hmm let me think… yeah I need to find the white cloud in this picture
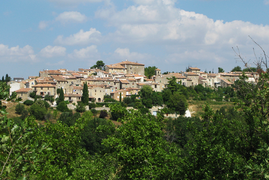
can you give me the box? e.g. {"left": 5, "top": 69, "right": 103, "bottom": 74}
{"left": 97, "top": 3, "right": 269, "bottom": 47}
{"left": 113, "top": 48, "right": 152, "bottom": 63}
{"left": 39, "top": 46, "right": 66, "bottom": 58}
{"left": 49, "top": 0, "right": 107, "bottom": 6}
{"left": 55, "top": 11, "right": 87, "bottom": 24}
{"left": 54, "top": 28, "right": 102, "bottom": 45}
{"left": 39, "top": 21, "right": 49, "bottom": 29}
{"left": 264, "top": 0, "right": 269, "bottom": 5}
{"left": 0, "top": 44, "right": 36, "bottom": 62}
{"left": 133, "top": 0, "right": 176, "bottom": 6}
{"left": 68, "top": 45, "right": 99, "bottom": 59}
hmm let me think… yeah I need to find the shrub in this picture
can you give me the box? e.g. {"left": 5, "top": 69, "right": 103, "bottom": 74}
{"left": 29, "top": 91, "right": 36, "bottom": 98}
{"left": 45, "top": 112, "right": 53, "bottom": 121}
{"left": 44, "top": 94, "right": 54, "bottom": 103}
{"left": 29, "top": 103, "right": 47, "bottom": 120}
{"left": 16, "top": 97, "right": 22, "bottom": 102}
{"left": 15, "top": 103, "right": 25, "bottom": 114}
{"left": 76, "top": 103, "right": 85, "bottom": 113}
{"left": 23, "top": 100, "right": 34, "bottom": 106}
{"left": 20, "top": 109, "right": 28, "bottom": 120}
{"left": 123, "top": 97, "right": 132, "bottom": 105}
{"left": 43, "top": 100, "right": 50, "bottom": 109}
{"left": 99, "top": 110, "right": 108, "bottom": 118}
{"left": 58, "top": 112, "right": 81, "bottom": 127}
{"left": 57, "top": 101, "right": 69, "bottom": 112}
{"left": 91, "top": 108, "right": 98, "bottom": 116}
{"left": 88, "top": 103, "right": 96, "bottom": 109}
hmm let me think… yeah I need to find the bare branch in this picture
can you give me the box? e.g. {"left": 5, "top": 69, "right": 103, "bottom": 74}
{"left": 249, "top": 35, "right": 268, "bottom": 69}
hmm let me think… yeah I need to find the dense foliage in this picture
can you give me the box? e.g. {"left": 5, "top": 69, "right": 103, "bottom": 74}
{"left": 2, "top": 72, "right": 269, "bottom": 179}
{"left": 144, "top": 66, "right": 157, "bottom": 79}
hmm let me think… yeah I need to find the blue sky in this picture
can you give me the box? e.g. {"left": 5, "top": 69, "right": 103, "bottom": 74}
{"left": 1, "top": 0, "right": 269, "bottom": 78}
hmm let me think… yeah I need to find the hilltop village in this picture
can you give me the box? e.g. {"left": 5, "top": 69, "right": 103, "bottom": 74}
{"left": 9, "top": 60, "right": 258, "bottom": 106}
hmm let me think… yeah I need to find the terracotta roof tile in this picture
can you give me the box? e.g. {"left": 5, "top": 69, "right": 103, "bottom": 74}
{"left": 15, "top": 88, "right": 32, "bottom": 93}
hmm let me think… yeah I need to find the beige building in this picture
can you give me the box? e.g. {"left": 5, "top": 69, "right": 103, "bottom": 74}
{"left": 32, "top": 84, "right": 56, "bottom": 97}
{"left": 189, "top": 67, "right": 200, "bottom": 74}
{"left": 64, "top": 94, "right": 82, "bottom": 104}
{"left": 88, "top": 85, "right": 112, "bottom": 102}
{"left": 183, "top": 72, "right": 199, "bottom": 86}
{"left": 15, "top": 88, "right": 33, "bottom": 101}
{"left": 105, "top": 60, "right": 145, "bottom": 75}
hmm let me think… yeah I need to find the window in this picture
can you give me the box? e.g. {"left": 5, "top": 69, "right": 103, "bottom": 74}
{"left": 41, "top": 87, "right": 43, "bottom": 90}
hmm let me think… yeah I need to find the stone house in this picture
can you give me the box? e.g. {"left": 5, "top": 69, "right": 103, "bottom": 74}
{"left": 188, "top": 67, "right": 200, "bottom": 74}
{"left": 32, "top": 84, "right": 56, "bottom": 97}
{"left": 64, "top": 94, "right": 82, "bottom": 104}
{"left": 88, "top": 85, "right": 112, "bottom": 102}
{"left": 39, "top": 70, "right": 62, "bottom": 77}
{"left": 110, "top": 89, "right": 130, "bottom": 101}
{"left": 218, "top": 77, "right": 233, "bottom": 87}
{"left": 105, "top": 60, "right": 145, "bottom": 75}
{"left": 15, "top": 88, "right": 33, "bottom": 101}
{"left": 183, "top": 72, "right": 199, "bottom": 86}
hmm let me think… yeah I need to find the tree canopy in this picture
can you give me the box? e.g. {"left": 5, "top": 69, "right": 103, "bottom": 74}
{"left": 231, "top": 66, "right": 242, "bottom": 72}
{"left": 144, "top": 66, "right": 157, "bottom": 79}
{"left": 218, "top": 67, "right": 225, "bottom": 73}
{"left": 91, "top": 60, "right": 105, "bottom": 70}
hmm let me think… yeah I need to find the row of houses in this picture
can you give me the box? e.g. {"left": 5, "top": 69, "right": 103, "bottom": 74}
{"left": 10, "top": 60, "right": 259, "bottom": 105}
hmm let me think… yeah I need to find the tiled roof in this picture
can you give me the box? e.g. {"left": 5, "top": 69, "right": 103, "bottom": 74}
{"left": 189, "top": 67, "right": 200, "bottom": 70}
{"left": 120, "top": 80, "right": 129, "bottom": 84}
{"left": 64, "top": 93, "right": 82, "bottom": 97}
{"left": 106, "top": 64, "right": 125, "bottom": 69}
{"left": 184, "top": 72, "right": 199, "bottom": 76}
{"left": 118, "top": 60, "right": 144, "bottom": 66}
{"left": 32, "top": 84, "right": 56, "bottom": 88}
{"left": 169, "top": 73, "right": 186, "bottom": 79}
{"left": 218, "top": 77, "right": 233, "bottom": 85}
{"left": 28, "top": 76, "right": 38, "bottom": 79}
{"left": 35, "top": 77, "right": 54, "bottom": 84}
{"left": 15, "top": 88, "right": 32, "bottom": 93}
{"left": 207, "top": 73, "right": 217, "bottom": 77}
{"left": 51, "top": 75, "right": 67, "bottom": 82}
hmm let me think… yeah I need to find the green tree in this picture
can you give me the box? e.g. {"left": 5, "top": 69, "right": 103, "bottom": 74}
{"left": 57, "top": 101, "right": 69, "bottom": 112}
{"left": 81, "top": 83, "right": 89, "bottom": 105}
{"left": 166, "top": 92, "right": 188, "bottom": 115}
{"left": 218, "top": 67, "right": 225, "bottom": 73}
{"left": 243, "top": 67, "right": 257, "bottom": 72}
{"left": 0, "top": 116, "right": 88, "bottom": 179}
{"left": 81, "top": 117, "right": 115, "bottom": 154}
{"left": 103, "top": 110, "right": 182, "bottom": 179}
{"left": 231, "top": 66, "right": 242, "bottom": 72}
{"left": 58, "top": 112, "right": 81, "bottom": 127}
{"left": 15, "top": 103, "right": 25, "bottom": 114}
{"left": 57, "top": 88, "right": 64, "bottom": 105}
{"left": 144, "top": 66, "right": 157, "bottom": 79}
{"left": 91, "top": 60, "right": 105, "bottom": 70}
{"left": 29, "top": 100, "right": 49, "bottom": 120}
{"left": 139, "top": 85, "right": 153, "bottom": 108}
{"left": 109, "top": 103, "right": 128, "bottom": 121}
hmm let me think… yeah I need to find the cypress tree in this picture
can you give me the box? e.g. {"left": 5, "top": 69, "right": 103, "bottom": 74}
{"left": 58, "top": 88, "right": 64, "bottom": 105}
{"left": 82, "top": 83, "right": 89, "bottom": 105}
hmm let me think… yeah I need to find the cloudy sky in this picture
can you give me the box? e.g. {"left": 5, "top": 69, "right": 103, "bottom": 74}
{"left": 1, "top": 0, "right": 269, "bottom": 78}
